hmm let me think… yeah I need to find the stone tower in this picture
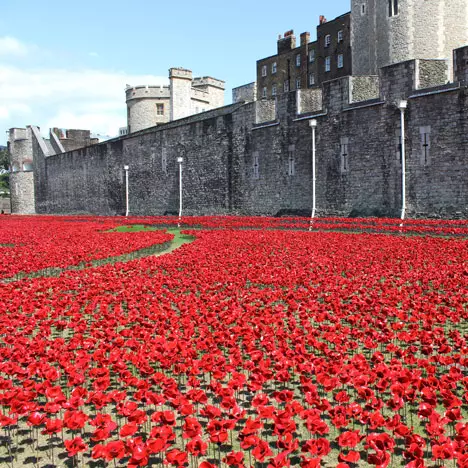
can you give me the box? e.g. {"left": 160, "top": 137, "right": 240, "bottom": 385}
{"left": 351, "top": 0, "right": 468, "bottom": 79}
{"left": 125, "top": 85, "right": 171, "bottom": 133}
{"left": 8, "top": 127, "right": 35, "bottom": 214}
{"left": 126, "top": 68, "right": 225, "bottom": 133}
{"left": 169, "top": 68, "right": 193, "bottom": 121}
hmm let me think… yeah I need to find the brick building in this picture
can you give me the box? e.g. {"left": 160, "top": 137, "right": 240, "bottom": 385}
{"left": 256, "top": 13, "right": 352, "bottom": 100}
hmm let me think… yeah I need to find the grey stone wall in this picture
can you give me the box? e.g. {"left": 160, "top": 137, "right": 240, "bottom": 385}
{"left": 32, "top": 56, "right": 468, "bottom": 219}
{"left": 352, "top": 0, "right": 468, "bottom": 79}
{"left": 417, "top": 60, "right": 448, "bottom": 89}
{"left": 10, "top": 172, "right": 35, "bottom": 214}
{"left": 297, "top": 89, "right": 323, "bottom": 114}
{"left": 232, "top": 83, "right": 257, "bottom": 103}
{"left": 349, "top": 76, "right": 379, "bottom": 102}
{"left": 255, "top": 100, "right": 277, "bottom": 124}
{"left": 454, "top": 46, "right": 468, "bottom": 84}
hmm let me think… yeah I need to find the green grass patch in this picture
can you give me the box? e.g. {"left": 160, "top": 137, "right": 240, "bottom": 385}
{"left": 2, "top": 228, "right": 195, "bottom": 284}
{"left": 109, "top": 224, "right": 159, "bottom": 233}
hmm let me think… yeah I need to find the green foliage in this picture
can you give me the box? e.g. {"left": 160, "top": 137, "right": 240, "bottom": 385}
{"left": 0, "top": 148, "right": 9, "bottom": 172}
{"left": 0, "top": 172, "right": 9, "bottom": 196}
{"left": 0, "top": 149, "right": 11, "bottom": 195}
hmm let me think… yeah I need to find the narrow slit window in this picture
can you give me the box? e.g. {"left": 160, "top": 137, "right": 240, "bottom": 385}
{"left": 288, "top": 145, "right": 295, "bottom": 176}
{"left": 340, "top": 137, "right": 349, "bottom": 173}
{"left": 395, "top": 128, "right": 402, "bottom": 164}
{"left": 253, "top": 152, "right": 260, "bottom": 179}
{"left": 162, "top": 151, "right": 167, "bottom": 174}
{"left": 420, "top": 126, "right": 431, "bottom": 166}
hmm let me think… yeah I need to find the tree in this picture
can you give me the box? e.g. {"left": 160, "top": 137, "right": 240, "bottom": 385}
{"left": 0, "top": 148, "right": 10, "bottom": 172}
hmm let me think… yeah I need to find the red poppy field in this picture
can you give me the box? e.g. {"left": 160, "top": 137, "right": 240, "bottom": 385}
{"left": 0, "top": 215, "right": 467, "bottom": 468}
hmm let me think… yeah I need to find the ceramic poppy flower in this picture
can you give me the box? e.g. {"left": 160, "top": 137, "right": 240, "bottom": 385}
{"left": 64, "top": 437, "right": 88, "bottom": 457}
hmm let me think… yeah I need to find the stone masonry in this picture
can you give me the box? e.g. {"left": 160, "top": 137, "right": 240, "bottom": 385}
{"left": 9, "top": 1, "right": 468, "bottom": 219}
{"left": 351, "top": 0, "right": 468, "bottom": 80}
{"left": 23, "top": 46, "right": 468, "bottom": 219}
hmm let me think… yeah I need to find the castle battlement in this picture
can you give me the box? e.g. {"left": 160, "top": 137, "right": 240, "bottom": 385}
{"left": 169, "top": 68, "right": 193, "bottom": 80}
{"left": 125, "top": 85, "right": 171, "bottom": 101}
{"left": 192, "top": 77, "right": 225, "bottom": 90}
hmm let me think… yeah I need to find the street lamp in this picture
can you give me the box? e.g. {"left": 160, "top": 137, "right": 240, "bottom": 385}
{"left": 124, "top": 165, "right": 129, "bottom": 217}
{"left": 177, "top": 157, "right": 183, "bottom": 225}
{"left": 309, "top": 119, "right": 317, "bottom": 229}
{"left": 398, "top": 100, "right": 407, "bottom": 222}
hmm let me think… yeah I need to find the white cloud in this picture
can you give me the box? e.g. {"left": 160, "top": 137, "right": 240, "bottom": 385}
{"left": 0, "top": 39, "right": 168, "bottom": 142}
{"left": 88, "top": 52, "right": 99, "bottom": 57}
{"left": 0, "top": 36, "right": 29, "bottom": 57}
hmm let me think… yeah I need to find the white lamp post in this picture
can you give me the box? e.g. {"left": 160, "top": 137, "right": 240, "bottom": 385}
{"left": 309, "top": 119, "right": 317, "bottom": 229}
{"left": 177, "top": 157, "right": 183, "bottom": 225}
{"left": 124, "top": 165, "right": 129, "bottom": 217}
{"left": 398, "top": 100, "right": 407, "bottom": 221}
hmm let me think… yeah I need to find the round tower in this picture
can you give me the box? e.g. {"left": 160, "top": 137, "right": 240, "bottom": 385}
{"left": 125, "top": 85, "right": 171, "bottom": 133}
{"left": 351, "top": 0, "right": 468, "bottom": 79}
{"left": 8, "top": 127, "right": 36, "bottom": 214}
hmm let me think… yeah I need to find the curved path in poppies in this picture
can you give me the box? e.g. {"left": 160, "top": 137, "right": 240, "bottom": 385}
{"left": 2, "top": 227, "right": 194, "bottom": 284}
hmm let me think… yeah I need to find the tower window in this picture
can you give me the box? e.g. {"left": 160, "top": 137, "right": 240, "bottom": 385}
{"left": 309, "top": 74, "right": 315, "bottom": 86}
{"left": 272, "top": 62, "right": 277, "bottom": 74}
{"left": 337, "top": 54, "right": 344, "bottom": 69}
{"left": 389, "top": 0, "right": 398, "bottom": 16}
{"left": 156, "top": 103, "right": 164, "bottom": 115}
{"left": 296, "top": 54, "right": 301, "bottom": 67}
{"left": 361, "top": 3, "right": 366, "bottom": 15}
{"left": 272, "top": 85, "right": 277, "bottom": 96}
{"left": 262, "top": 87, "right": 267, "bottom": 98}
{"left": 325, "top": 56, "right": 331, "bottom": 72}
{"left": 296, "top": 78, "right": 301, "bottom": 89}
{"left": 23, "top": 161, "right": 33, "bottom": 172}
{"left": 325, "top": 35, "right": 331, "bottom": 47}
{"left": 309, "top": 49, "right": 315, "bottom": 63}
{"left": 262, "top": 65, "right": 267, "bottom": 77}
{"left": 337, "top": 30, "right": 343, "bottom": 42}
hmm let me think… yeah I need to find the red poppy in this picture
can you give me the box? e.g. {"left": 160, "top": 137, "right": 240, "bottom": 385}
{"left": 337, "top": 430, "right": 361, "bottom": 448}
{"left": 64, "top": 437, "right": 88, "bottom": 457}
{"left": 252, "top": 438, "right": 273, "bottom": 462}
{"left": 186, "top": 437, "right": 207, "bottom": 456}
{"left": 223, "top": 451, "right": 245, "bottom": 467}
{"left": 166, "top": 448, "right": 188, "bottom": 467}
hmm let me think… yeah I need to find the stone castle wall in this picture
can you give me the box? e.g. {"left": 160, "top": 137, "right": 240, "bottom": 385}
{"left": 10, "top": 172, "right": 35, "bottom": 214}
{"left": 32, "top": 47, "right": 468, "bottom": 219}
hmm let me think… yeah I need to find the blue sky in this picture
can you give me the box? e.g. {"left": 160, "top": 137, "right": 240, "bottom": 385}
{"left": 0, "top": 0, "right": 350, "bottom": 144}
